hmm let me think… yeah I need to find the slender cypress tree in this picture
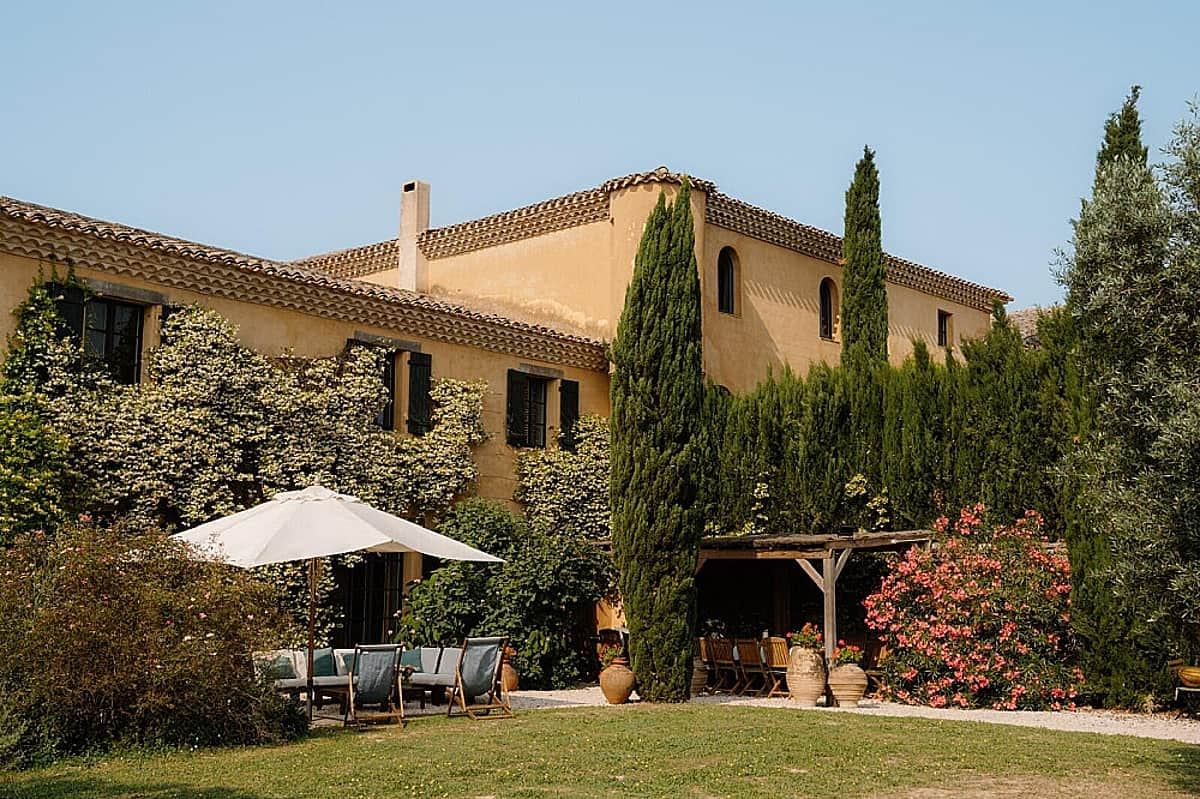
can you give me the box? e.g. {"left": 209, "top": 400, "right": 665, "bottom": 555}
{"left": 1095, "top": 86, "right": 1149, "bottom": 183}
{"left": 610, "top": 181, "right": 704, "bottom": 701}
{"left": 840, "top": 147, "right": 889, "bottom": 368}
{"left": 840, "top": 147, "right": 888, "bottom": 484}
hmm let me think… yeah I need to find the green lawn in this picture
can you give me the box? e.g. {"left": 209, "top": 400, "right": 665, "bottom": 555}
{"left": 3, "top": 704, "right": 1198, "bottom": 798}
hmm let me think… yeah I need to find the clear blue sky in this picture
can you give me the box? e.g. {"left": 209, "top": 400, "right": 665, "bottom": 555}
{"left": 4, "top": 2, "right": 1197, "bottom": 307}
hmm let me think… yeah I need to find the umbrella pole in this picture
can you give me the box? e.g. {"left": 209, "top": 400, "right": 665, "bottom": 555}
{"left": 307, "top": 557, "right": 317, "bottom": 720}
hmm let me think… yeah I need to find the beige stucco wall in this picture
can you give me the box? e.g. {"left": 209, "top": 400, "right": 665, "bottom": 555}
{"left": 0, "top": 251, "right": 610, "bottom": 506}
{"left": 422, "top": 183, "right": 994, "bottom": 395}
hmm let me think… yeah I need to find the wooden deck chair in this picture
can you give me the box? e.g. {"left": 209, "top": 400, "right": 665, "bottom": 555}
{"left": 762, "top": 637, "right": 790, "bottom": 698}
{"left": 343, "top": 644, "right": 404, "bottom": 727}
{"left": 708, "top": 637, "right": 740, "bottom": 693}
{"left": 697, "top": 637, "right": 716, "bottom": 695}
{"left": 734, "top": 639, "right": 769, "bottom": 696}
{"left": 447, "top": 636, "right": 514, "bottom": 720}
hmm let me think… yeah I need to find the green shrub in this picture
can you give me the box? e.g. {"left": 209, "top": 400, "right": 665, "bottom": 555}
{"left": 0, "top": 522, "right": 305, "bottom": 767}
{"left": 399, "top": 499, "right": 614, "bottom": 688}
{"left": 515, "top": 414, "right": 609, "bottom": 539}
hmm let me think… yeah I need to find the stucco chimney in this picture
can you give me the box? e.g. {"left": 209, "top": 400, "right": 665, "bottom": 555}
{"left": 398, "top": 180, "right": 430, "bottom": 292}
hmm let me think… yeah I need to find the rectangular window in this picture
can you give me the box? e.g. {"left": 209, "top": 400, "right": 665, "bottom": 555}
{"left": 83, "top": 297, "right": 144, "bottom": 384}
{"left": 506, "top": 369, "right": 548, "bottom": 448}
{"left": 377, "top": 351, "right": 397, "bottom": 430}
{"left": 406, "top": 352, "right": 432, "bottom": 436}
{"left": 559, "top": 379, "right": 580, "bottom": 452}
{"left": 937, "top": 310, "right": 953, "bottom": 348}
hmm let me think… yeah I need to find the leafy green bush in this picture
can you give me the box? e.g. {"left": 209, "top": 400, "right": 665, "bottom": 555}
{"left": 399, "top": 499, "right": 614, "bottom": 688}
{"left": 0, "top": 522, "right": 305, "bottom": 767}
{"left": 0, "top": 396, "right": 68, "bottom": 545}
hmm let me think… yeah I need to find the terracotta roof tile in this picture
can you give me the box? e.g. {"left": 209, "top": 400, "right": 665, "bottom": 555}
{"left": 0, "top": 196, "right": 609, "bottom": 371}
{"left": 292, "top": 167, "right": 1010, "bottom": 312}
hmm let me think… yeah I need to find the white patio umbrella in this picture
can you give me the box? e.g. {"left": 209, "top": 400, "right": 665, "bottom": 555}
{"left": 172, "top": 485, "right": 503, "bottom": 715}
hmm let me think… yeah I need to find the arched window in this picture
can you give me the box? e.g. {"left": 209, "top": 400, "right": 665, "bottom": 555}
{"left": 718, "top": 247, "right": 737, "bottom": 315}
{"left": 819, "top": 278, "right": 837, "bottom": 340}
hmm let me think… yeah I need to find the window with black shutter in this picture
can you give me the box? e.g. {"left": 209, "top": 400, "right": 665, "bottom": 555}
{"left": 559, "top": 379, "right": 579, "bottom": 451}
{"left": 377, "top": 351, "right": 397, "bottom": 430}
{"left": 159, "top": 304, "right": 185, "bottom": 336}
{"left": 48, "top": 282, "right": 85, "bottom": 339}
{"left": 84, "top": 297, "right": 144, "bottom": 384}
{"left": 506, "top": 369, "right": 548, "bottom": 448}
{"left": 407, "top": 352, "right": 432, "bottom": 436}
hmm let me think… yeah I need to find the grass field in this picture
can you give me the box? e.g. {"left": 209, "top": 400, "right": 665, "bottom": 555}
{"left": 3, "top": 704, "right": 1198, "bottom": 798}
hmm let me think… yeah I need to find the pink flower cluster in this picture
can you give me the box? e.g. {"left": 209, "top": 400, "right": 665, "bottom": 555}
{"left": 864, "top": 507, "right": 1083, "bottom": 711}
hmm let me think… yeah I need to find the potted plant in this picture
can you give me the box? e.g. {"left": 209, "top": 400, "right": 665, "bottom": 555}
{"left": 827, "top": 641, "right": 867, "bottom": 706}
{"left": 501, "top": 644, "right": 519, "bottom": 693}
{"left": 598, "top": 642, "right": 634, "bottom": 704}
{"left": 784, "top": 623, "right": 826, "bottom": 706}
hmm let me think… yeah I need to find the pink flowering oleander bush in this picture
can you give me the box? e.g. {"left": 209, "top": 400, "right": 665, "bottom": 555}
{"left": 864, "top": 506, "right": 1083, "bottom": 711}
{"left": 0, "top": 521, "right": 306, "bottom": 767}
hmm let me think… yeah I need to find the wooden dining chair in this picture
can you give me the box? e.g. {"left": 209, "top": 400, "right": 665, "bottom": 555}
{"left": 708, "top": 637, "right": 740, "bottom": 694}
{"left": 761, "top": 636, "right": 790, "bottom": 698}
{"left": 734, "top": 638, "right": 768, "bottom": 696}
{"left": 697, "top": 637, "right": 716, "bottom": 695}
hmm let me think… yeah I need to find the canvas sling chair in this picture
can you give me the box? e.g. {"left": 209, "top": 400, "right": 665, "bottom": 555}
{"left": 343, "top": 644, "right": 405, "bottom": 727}
{"left": 446, "top": 636, "right": 514, "bottom": 720}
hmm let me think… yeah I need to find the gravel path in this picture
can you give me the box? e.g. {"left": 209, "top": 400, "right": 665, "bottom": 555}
{"left": 506, "top": 686, "right": 1200, "bottom": 745}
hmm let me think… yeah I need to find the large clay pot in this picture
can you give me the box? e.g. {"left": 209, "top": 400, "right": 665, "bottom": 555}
{"left": 828, "top": 663, "right": 867, "bottom": 707}
{"left": 501, "top": 662, "right": 519, "bottom": 693}
{"left": 786, "top": 646, "right": 827, "bottom": 706}
{"left": 691, "top": 656, "right": 709, "bottom": 696}
{"left": 600, "top": 657, "right": 635, "bottom": 704}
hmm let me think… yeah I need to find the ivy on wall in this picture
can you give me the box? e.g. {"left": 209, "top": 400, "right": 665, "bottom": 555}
{"left": 514, "top": 414, "right": 610, "bottom": 539}
{"left": 1, "top": 282, "right": 487, "bottom": 643}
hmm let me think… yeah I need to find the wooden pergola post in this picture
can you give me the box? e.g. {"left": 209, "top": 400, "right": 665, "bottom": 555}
{"left": 796, "top": 549, "right": 853, "bottom": 666}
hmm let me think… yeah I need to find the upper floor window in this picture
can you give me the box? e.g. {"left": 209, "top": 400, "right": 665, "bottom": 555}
{"left": 85, "top": 297, "right": 144, "bottom": 384}
{"left": 717, "top": 247, "right": 737, "bottom": 315}
{"left": 819, "top": 278, "right": 837, "bottom": 340}
{"left": 376, "top": 351, "right": 397, "bottom": 430}
{"left": 406, "top": 352, "right": 433, "bottom": 436}
{"left": 506, "top": 369, "right": 548, "bottom": 448}
{"left": 937, "top": 310, "right": 953, "bottom": 348}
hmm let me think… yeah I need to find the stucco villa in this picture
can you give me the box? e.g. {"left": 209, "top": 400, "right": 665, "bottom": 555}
{"left": 0, "top": 167, "right": 1010, "bottom": 643}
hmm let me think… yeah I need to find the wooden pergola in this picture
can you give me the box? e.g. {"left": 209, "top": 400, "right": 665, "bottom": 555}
{"left": 697, "top": 530, "right": 932, "bottom": 664}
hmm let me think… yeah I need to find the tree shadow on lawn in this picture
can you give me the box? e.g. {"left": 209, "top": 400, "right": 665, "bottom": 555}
{"left": 0, "top": 776, "right": 276, "bottom": 799}
{"left": 1161, "top": 744, "right": 1200, "bottom": 796}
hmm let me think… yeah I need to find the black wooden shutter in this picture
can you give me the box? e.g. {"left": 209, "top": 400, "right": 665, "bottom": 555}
{"left": 559, "top": 379, "right": 579, "bottom": 452}
{"left": 506, "top": 369, "right": 528, "bottom": 446}
{"left": 48, "top": 282, "right": 85, "bottom": 338}
{"left": 407, "top": 352, "right": 432, "bottom": 436}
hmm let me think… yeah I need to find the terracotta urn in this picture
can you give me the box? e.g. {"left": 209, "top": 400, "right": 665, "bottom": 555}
{"left": 501, "top": 662, "right": 519, "bottom": 693}
{"left": 600, "top": 657, "right": 635, "bottom": 704}
{"left": 828, "top": 663, "right": 868, "bottom": 707}
{"left": 691, "top": 656, "right": 709, "bottom": 696}
{"left": 786, "top": 646, "right": 827, "bottom": 706}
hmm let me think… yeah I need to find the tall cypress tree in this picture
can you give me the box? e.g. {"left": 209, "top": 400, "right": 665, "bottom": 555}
{"left": 840, "top": 147, "right": 889, "bottom": 368}
{"left": 840, "top": 147, "right": 888, "bottom": 484}
{"left": 610, "top": 181, "right": 704, "bottom": 701}
{"left": 1095, "top": 85, "right": 1149, "bottom": 183}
